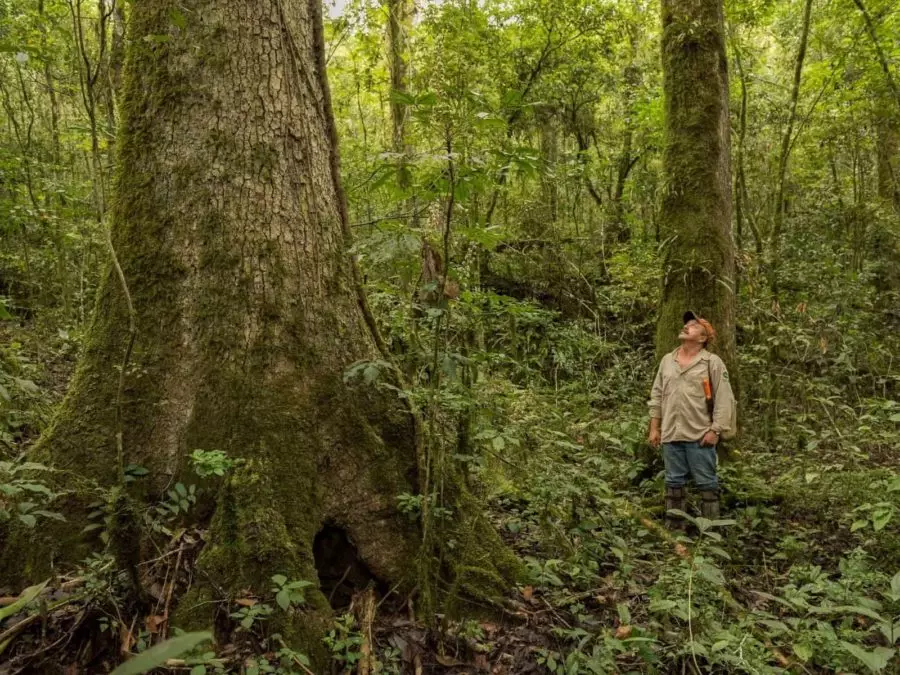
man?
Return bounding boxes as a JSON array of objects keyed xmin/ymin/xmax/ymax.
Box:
[{"xmin": 648, "ymin": 311, "xmax": 735, "ymax": 524}]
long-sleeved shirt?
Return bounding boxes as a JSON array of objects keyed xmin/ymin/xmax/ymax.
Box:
[{"xmin": 648, "ymin": 347, "xmax": 735, "ymax": 443}]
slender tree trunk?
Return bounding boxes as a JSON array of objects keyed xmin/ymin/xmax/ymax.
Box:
[
  {"xmin": 611, "ymin": 58, "xmax": 640, "ymax": 243},
  {"xmin": 768, "ymin": 0, "xmax": 813, "ymax": 299},
  {"xmin": 731, "ymin": 35, "xmax": 763, "ymax": 256},
  {"xmin": 539, "ymin": 109, "xmax": 559, "ymax": 224},
  {"xmin": 2, "ymin": 0, "xmax": 517, "ymax": 658},
  {"xmin": 109, "ymin": 1, "xmax": 126, "ymax": 112},
  {"xmin": 852, "ymin": 0, "xmax": 900, "ymax": 114},
  {"xmin": 387, "ymin": 0, "xmax": 412, "ymax": 189},
  {"xmin": 573, "ymin": 125, "xmax": 604, "ymax": 210},
  {"xmin": 876, "ymin": 114, "xmax": 900, "ymax": 212},
  {"xmin": 657, "ymin": 0, "xmax": 738, "ymax": 383}
]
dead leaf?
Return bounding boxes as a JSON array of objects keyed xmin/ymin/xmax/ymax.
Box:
[
  {"xmin": 674, "ymin": 543, "xmax": 689, "ymax": 559},
  {"xmin": 435, "ymin": 654, "xmax": 466, "ymax": 667},
  {"xmin": 475, "ymin": 653, "xmax": 490, "ymax": 671},
  {"xmin": 234, "ymin": 597, "xmax": 258, "ymax": 607},
  {"xmin": 615, "ymin": 624, "xmax": 632, "ymax": 640},
  {"xmin": 145, "ymin": 614, "xmax": 167, "ymax": 634},
  {"xmin": 521, "ymin": 586, "xmax": 533, "ymax": 602}
]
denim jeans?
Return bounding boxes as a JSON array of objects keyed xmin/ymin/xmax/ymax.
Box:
[{"xmin": 663, "ymin": 441, "xmax": 719, "ymax": 491}]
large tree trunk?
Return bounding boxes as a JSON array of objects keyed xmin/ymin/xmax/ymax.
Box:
[
  {"xmin": 656, "ymin": 0, "xmax": 738, "ymax": 380},
  {"xmin": 2, "ymin": 0, "xmax": 516, "ymax": 658}
]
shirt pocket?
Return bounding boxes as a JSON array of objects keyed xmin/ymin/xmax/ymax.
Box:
[{"xmin": 684, "ymin": 370, "xmax": 709, "ymax": 403}]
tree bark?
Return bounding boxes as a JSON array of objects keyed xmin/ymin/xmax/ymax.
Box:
[
  {"xmin": 2, "ymin": 0, "xmax": 517, "ymax": 657},
  {"xmin": 657, "ymin": 0, "xmax": 738, "ymax": 382}
]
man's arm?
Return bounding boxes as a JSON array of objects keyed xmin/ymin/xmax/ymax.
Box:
[
  {"xmin": 709, "ymin": 357, "xmax": 735, "ymax": 436},
  {"xmin": 648, "ymin": 362, "xmax": 664, "ymax": 448}
]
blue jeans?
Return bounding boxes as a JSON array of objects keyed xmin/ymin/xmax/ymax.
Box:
[{"xmin": 663, "ymin": 441, "xmax": 719, "ymax": 491}]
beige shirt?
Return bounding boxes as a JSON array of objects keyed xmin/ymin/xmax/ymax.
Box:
[{"xmin": 648, "ymin": 348, "xmax": 735, "ymax": 443}]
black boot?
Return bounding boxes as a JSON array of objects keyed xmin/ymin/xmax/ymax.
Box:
[
  {"xmin": 665, "ymin": 486, "xmax": 686, "ymax": 530},
  {"xmin": 700, "ymin": 490, "xmax": 720, "ymax": 520}
]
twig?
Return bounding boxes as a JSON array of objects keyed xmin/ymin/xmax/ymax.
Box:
[{"xmin": 162, "ymin": 543, "xmax": 185, "ymax": 636}]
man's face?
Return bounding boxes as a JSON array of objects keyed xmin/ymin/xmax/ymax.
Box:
[{"xmin": 679, "ymin": 319, "xmax": 708, "ymax": 345}]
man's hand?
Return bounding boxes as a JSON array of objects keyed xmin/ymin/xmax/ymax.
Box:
[
  {"xmin": 700, "ymin": 430, "xmax": 718, "ymax": 447},
  {"xmin": 648, "ymin": 419, "xmax": 662, "ymax": 449}
]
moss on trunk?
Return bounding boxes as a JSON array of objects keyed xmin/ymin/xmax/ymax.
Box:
[
  {"xmin": 656, "ymin": 0, "xmax": 738, "ymax": 385},
  {"xmin": 0, "ymin": 0, "xmax": 518, "ymax": 662}
]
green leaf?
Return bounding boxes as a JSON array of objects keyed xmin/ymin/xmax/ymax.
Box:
[
  {"xmin": 757, "ymin": 619, "xmax": 790, "ymax": 634},
  {"xmin": 890, "ymin": 571, "xmax": 900, "ymax": 601},
  {"xmin": 363, "ymin": 364, "xmax": 380, "ymax": 384},
  {"xmin": 706, "ymin": 546, "xmax": 732, "ymax": 560},
  {"xmin": 793, "ymin": 642, "xmax": 813, "ymax": 662},
  {"xmin": 696, "ymin": 562, "xmax": 726, "ymax": 587},
  {"xmin": 839, "ymin": 642, "xmax": 895, "ymax": 673},
  {"xmin": 111, "ymin": 632, "xmax": 212, "ymax": 675},
  {"xmin": 17, "ymin": 513, "xmax": 36, "ymax": 528},
  {"xmin": 19, "ymin": 482, "xmax": 53, "ymax": 496},
  {"xmin": 811, "ymin": 605, "xmax": 885, "ymax": 621},
  {"xmin": 13, "ymin": 378, "xmax": 39, "ymax": 395},
  {"xmin": 168, "ymin": 7, "xmax": 187, "ymax": 29},
  {"xmin": 276, "ymin": 589, "xmax": 290, "ymax": 611},
  {"xmin": 0, "ymin": 579, "xmax": 49, "ymax": 621},
  {"xmin": 851, "ymin": 519, "xmax": 869, "ymax": 532},
  {"xmin": 189, "ymin": 666, "xmax": 206, "ymax": 675},
  {"xmin": 415, "ymin": 91, "xmax": 437, "ymax": 106},
  {"xmin": 271, "ymin": 574, "xmax": 287, "ymax": 587},
  {"xmin": 388, "ymin": 89, "xmax": 416, "ymax": 105},
  {"xmin": 32, "ymin": 510, "xmax": 66, "ymax": 521},
  {"xmin": 872, "ymin": 507, "xmax": 893, "ymax": 531}
]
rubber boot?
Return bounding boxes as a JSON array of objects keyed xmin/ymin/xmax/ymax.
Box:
[
  {"xmin": 700, "ymin": 490, "xmax": 720, "ymax": 520},
  {"xmin": 665, "ymin": 486, "xmax": 686, "ymax": 530}
]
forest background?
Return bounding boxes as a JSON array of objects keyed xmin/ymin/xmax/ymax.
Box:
[{"xmin": 0, "ymin": 0, "xmax": 899, "ymax": 672}]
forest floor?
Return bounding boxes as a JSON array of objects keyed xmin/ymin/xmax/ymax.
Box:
[{"xmin": 1, "ymin": 313, "xmax": 899, "ymax": 674}]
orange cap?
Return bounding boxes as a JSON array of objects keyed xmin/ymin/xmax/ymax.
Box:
[{"xmin": 683, "ymin": 311, "xmax": 716, "ymax": 343}]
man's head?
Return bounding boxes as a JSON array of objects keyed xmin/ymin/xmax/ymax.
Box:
[{"xmin": 679, "ymin": 310, "xmax": 716, "ymax": 347}]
